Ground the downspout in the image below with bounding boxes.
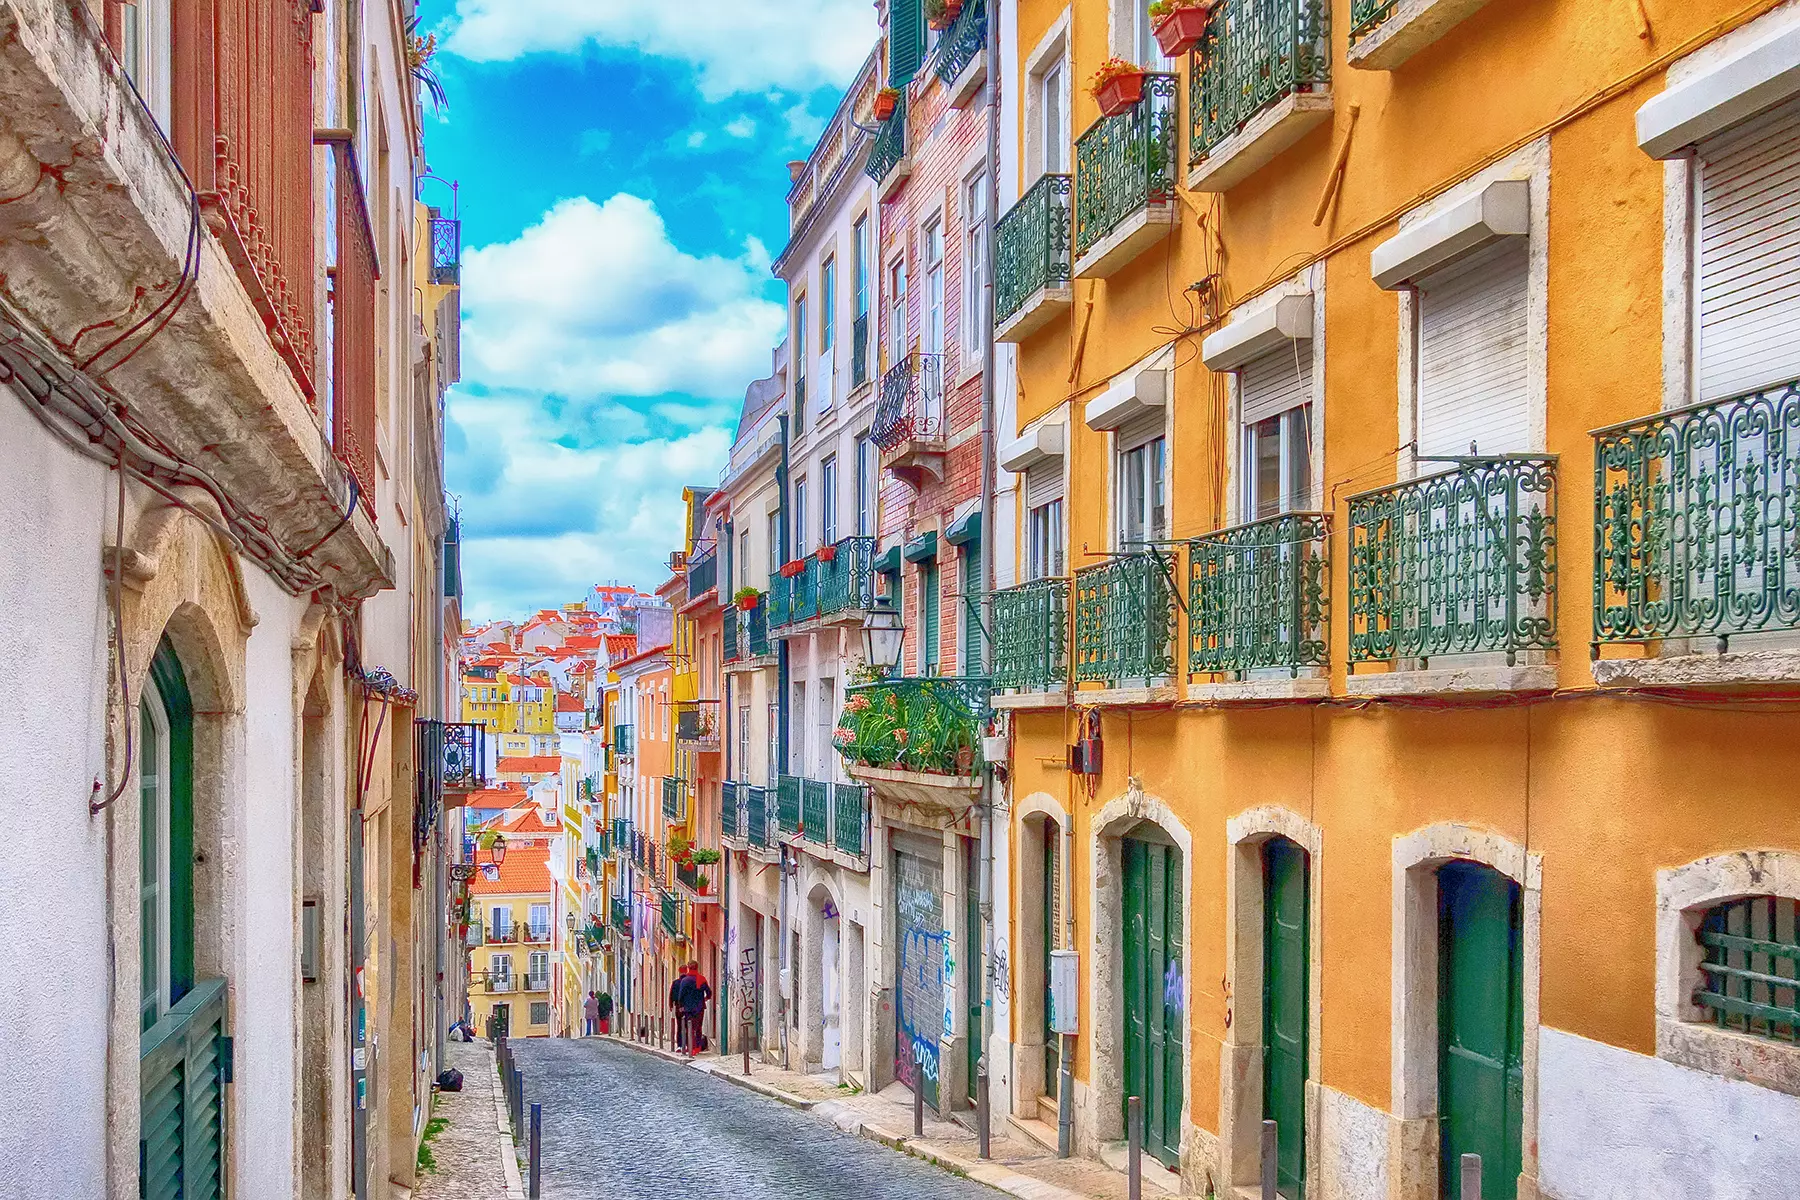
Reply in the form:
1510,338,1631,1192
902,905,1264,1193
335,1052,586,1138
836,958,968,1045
776,410,793,1070
721,517,734,1056
978,0,1002,1114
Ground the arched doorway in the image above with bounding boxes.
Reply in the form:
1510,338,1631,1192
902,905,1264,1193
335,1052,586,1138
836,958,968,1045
1437,860,1524,1199
1120,830,1184,1169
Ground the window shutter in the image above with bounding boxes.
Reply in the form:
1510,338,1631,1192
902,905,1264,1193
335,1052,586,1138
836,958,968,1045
1416,239,1531,458
889,0,924,88
1025,463,1062,509
1115,410,1165,454
1240,341,1312,426
140,978,226,1200
1697,96,1800,402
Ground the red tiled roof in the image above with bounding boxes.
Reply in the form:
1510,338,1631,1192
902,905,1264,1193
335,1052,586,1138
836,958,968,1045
497,755,561,774
555,693,582,712
467,845,552,895
605,635,637,658
494,807,559,835
463,783,527,807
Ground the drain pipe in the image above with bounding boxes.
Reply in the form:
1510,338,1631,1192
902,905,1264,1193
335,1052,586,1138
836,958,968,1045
776,409,793,1072
977,0,1001,1126
1059,815,1076,1157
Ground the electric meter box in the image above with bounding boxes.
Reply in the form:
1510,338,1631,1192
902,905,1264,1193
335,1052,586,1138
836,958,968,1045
1049,949,1080,1035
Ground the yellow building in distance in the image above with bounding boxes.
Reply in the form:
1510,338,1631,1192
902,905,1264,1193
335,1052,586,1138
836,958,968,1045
466,843,555,1038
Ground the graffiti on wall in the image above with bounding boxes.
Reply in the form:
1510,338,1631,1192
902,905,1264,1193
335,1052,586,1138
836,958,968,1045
895,849,945,1108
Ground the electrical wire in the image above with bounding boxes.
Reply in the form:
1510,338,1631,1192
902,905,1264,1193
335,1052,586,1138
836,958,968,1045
91,446,135,815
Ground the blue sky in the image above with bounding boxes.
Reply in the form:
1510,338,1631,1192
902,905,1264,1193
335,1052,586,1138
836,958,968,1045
420,0,878,621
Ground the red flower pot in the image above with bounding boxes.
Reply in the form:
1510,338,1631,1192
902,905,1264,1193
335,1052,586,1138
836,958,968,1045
780,560,806,578
736,595,758,611
817,545,837,563
1094,71,1147,118
1153,5,1212,58
873,91,898,121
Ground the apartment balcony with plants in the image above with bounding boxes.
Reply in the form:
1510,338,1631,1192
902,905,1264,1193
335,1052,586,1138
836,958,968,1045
724,592,775,667
675,700,721,753
1074,551,1180,697
873,352,948,487
1186,512,1332,700
1073,70,1178,279
995,173,1074,343
931,0,989,108
833,677,993,802
866,105,910,201
770,536,881,635
1186,0,1332,192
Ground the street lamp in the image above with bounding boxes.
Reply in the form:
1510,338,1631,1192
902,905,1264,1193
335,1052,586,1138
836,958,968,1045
490,834,507,866
861,596,904,676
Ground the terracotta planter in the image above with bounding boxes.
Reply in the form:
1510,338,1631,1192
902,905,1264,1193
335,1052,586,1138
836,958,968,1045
780,560,805,578
817,545,837,563
873,91,898,121
736,595,758,611
1153,5,1212,57
1094,71,1147,118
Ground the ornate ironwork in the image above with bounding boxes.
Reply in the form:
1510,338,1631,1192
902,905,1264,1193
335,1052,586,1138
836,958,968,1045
613,724,633,759
995,174,1073,327
933,0,987,83
1348,458,1558,666
722,604,741,663
835,676,992,776
661,893,686,939
429,216,461,285
746,785,770,848
834,783,869,855
1190,0,1331,161
772,558,820,627
802,779,830,845
777,775,803,835
662,775,685,822
1075,553,1177,687
867,112,906,184
440,721,485,790
1593,380,1800,650
768,576,791,627
1074,73,1178,259
817,536,880,615
1189,513,1330,675
1348,0,1398,44
873,352,945,450
992,577,1068,692
721,780,739,839
746,598,772,656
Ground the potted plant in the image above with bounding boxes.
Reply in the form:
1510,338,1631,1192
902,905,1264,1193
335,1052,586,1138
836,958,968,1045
1090,57,1147,118
780,559,807,578
692,848,722,866
1150,0,1214,57
925,0,962,30
873,87,901,122
695,872,711,896
732,586,761,611
817,543,838,563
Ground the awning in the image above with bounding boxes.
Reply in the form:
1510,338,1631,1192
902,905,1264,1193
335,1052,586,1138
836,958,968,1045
903,531,939,563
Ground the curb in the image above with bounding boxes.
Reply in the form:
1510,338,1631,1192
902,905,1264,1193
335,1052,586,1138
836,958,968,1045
689,1060,818,1110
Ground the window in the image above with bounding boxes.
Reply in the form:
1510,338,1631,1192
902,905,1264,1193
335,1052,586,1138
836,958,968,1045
794,294,809,435
794,476,810,555
768,512,780,573
856,435,876,535
1239,342,1314,520
1695,896,1799,1043
1118,424,1168,546
528,950,549,983
1041,61,1068,176
964,175,989,354
1129,0,1174,69
924,221,946,356
767,701,780,788
1416,240,1530,458
120,0,173,129
529,904,550,940
491,906,513,938
821,455,839,545
737,703,751,782
140,642,195,1033
854,218,870,323
888,258,909,369
961,538,983,673
740,529,752,587
530,1001,550,1025
492,953,513,979
920,561,941,674
821,257,837,351
1028,499,1065,580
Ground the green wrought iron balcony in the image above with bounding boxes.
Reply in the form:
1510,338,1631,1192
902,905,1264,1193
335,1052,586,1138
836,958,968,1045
721,780,739,839
661,892,686,939
817,536,880,617
772,558,820,627
661,775,687,823
765,775,871,856
873,352,946,451
866,112,907,187
933,0,986,85
995,173,1073,336
1074,73,1178,262
1075,553,1178,688
992,577,1069,692
1348,457,1557,667
776,774,803,836
722,603,742,663
746,599,772,656
687,546,718,598
745,784,770,849
1348,0,1398,46
834,676,992,776
611,896,631,937
1593,379,1800,652
1189,513,1330,675
802,779,829,845
1189,0,1331,165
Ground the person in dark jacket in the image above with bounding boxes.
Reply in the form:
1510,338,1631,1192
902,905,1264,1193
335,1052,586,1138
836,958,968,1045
668,966,694,1050
680,960,713,1056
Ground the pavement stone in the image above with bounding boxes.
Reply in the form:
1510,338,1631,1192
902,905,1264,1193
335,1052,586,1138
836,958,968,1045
415,1039,519,1200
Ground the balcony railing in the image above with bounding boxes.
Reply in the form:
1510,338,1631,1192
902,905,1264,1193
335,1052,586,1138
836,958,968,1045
835,677,992,776
747,599,771,656
614,725,634,759
934,0,987,83
867,112,906,184
762,777,871,856
688,547,718,598
802,779,830,844
676,858,712,896
1348,458,1558,666
527,925,551,943
1348,0,1399,45
1189,513,1331,675
1074,73,1178,260
773,558,820,626
524,974,549,992
676,701,721,751
488,925,514,945
852,313,871,388
611,897,631,937
613,818,630,855
661,893,687,939
1075,553,1179,687
721,780,739,839
1190,0,1332,161
776,775,803,836
746,784,771,849
873,353,946,451
834,782,870,855
1594,380,1800,650
662,776,686,823
723,603,741,662
995,174,1073,327
429,215,462,285
817,536,881,616
992,577,1069,692
488,976,515,994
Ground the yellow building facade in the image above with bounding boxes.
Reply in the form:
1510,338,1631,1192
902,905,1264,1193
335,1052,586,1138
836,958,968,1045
467,847,557,1039
994,2,1800,1198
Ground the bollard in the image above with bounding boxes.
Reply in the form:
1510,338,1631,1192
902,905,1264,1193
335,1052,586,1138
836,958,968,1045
976,1070,990,1160
742,1021,752,1077
1127,1095,1142,1200
912,1059,925,1137
528,1102,542,1199
1460,1153,1481,1200
1260,1119,1278,1200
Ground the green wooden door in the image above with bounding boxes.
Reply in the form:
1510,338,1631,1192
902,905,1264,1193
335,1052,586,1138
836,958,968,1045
1122,837,1183,1168
1043,826,1061,1094
1263,839,1309,1200
961,539,983,674
1438,862,1524,1200
141,977,228,1200
922,561,940,674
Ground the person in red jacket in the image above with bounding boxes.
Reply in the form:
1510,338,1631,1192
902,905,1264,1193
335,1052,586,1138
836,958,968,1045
680,960,713,1056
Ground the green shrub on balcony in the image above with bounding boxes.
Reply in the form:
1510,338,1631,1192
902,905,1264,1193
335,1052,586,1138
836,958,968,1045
833,677,991,776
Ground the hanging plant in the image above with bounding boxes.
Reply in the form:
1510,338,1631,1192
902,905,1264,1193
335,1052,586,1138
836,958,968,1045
732,586,762,611
691,848,722,866
924,0,959,30
1090,57,1147,118
1149,0,1214,57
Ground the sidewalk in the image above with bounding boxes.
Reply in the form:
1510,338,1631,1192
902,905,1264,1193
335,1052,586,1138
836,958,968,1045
599,1032,1149,1200
415,1039,525,1200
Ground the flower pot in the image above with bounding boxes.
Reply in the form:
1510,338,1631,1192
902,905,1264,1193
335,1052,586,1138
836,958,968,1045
1094,71,1147,118
873,91,898,121
780,560,806,578
1154,5,1212,57
817,545,837,563
736,596,758,611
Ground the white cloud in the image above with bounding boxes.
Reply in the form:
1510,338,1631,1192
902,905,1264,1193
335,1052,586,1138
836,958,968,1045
441,0,878,99
723,115,757,139
459,194,785,403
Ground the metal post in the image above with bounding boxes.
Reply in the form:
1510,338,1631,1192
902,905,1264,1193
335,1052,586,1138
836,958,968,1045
1057,1033,1073,1158
1127,1095,1142,1200
913,1054,925,1138
976,1070,990,1160
742,1021,751,1076
1260,1119,1278,1200
1460,1153,1481,1200
528,1102,542,1199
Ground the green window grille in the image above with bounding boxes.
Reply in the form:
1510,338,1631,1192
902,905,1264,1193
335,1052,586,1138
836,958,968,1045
1696,896,1800,1043
747,598,772,656
1348,457,1557,667
747,785,770,848
1349,0,1398,45
777,775,802,835
1593,379,1800,650
662,893,684,938
1190,0,1331,164
802,779,831,845
834,676,991,775
1075,552,1177,687
992,577,1069,692
833,784,868,856
889,0,924,87
140,977,228,1200
662,776,684,822
817,536,880,615
1189,512,1330,676
611,897,631,937
867,112,907,184
720,780,739,839
722,604,741,663
1074,73,1178,260
995,173,1072,328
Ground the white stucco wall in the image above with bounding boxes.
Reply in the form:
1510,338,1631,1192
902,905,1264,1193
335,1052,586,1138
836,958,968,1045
1538,1026,1800,1199
0,388,113,1194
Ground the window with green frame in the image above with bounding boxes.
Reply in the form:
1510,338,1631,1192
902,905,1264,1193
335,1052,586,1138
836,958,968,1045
1696,896,1799,1043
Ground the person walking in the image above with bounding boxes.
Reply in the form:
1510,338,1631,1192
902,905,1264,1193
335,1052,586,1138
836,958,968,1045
681,960,713,1056
668,965,693,1051
583,990,600,1037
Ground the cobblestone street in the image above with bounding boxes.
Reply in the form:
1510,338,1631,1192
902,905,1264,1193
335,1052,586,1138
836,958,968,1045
416,1040,518,1200
506,1037,1001,1200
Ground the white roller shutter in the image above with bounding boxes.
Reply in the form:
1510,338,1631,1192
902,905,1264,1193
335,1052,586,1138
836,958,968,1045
1025,462,1062,508
1416,238,1531,458
1241,340,1312,425
1697,95,1800,402
1115,410,1165,454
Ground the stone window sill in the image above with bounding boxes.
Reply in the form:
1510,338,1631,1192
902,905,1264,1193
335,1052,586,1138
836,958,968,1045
1187,92,1332,194
1187,675,1329,703
1344,662,1556,697
1347,0,1494,72
1591,647,1800,689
